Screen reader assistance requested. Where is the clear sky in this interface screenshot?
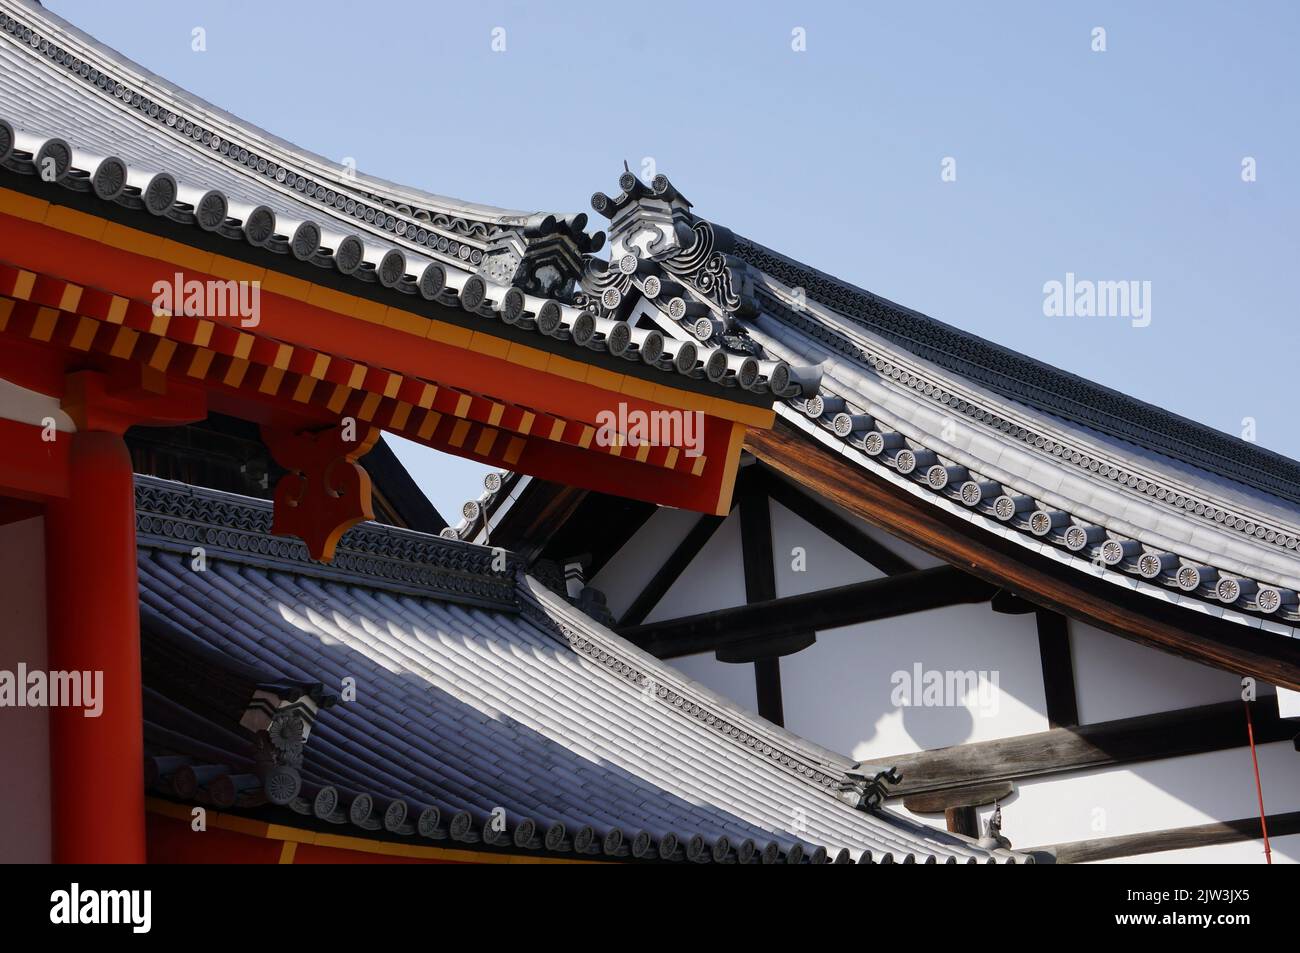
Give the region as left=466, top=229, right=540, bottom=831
left=44, top=0, right=1300, bottom=521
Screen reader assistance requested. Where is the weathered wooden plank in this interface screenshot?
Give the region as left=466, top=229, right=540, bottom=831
left=884, top=697, right=1286, bottom=796
left=1036, top=811, right=1300, bottom=864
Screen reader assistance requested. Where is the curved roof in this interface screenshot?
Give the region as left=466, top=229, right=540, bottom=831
left=136, top=476, right=1025, bottom=864
left=0, top=0, right=782, bottom=401
left=560, top=167, right=1300, bottom=646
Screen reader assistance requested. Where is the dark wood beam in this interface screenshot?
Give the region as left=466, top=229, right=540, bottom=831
left=945, top=807, right=979, bottom=838
left=758, top=466, right=915, bottom=575
left=754, top=658, right=785, bottom=727
left=618, top=512, right=726, bottom=627
left=1033, top=810, right=1300, bottom=864
left=1036, top=608, right=1078, bottom=728
left=737, top=472, right=789, bottom=725
left=620, top=565, right=996, bottom=659
left=883, top=696, right=1288, bottom=797
left=903, top=781, right=1014, bottom=814
left=745, top=419, right=1300, bottom=690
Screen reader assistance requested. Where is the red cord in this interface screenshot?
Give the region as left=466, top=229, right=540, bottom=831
left=1244, top=699, right=1272, bottom=864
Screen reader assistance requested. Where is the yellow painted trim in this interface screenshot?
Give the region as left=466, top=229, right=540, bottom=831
left=206, top=254, right=266, bottom=285
left=664, top=447, right=680, bottom=470
left=503, top=436, right=525, bottom=466
left=261, top=270, right=311, bottom=302
left=0, top=188, right=49, bottom=223
left=546, top=354, right=588, bottom=383
left=712, top=420, right=749, bottom=515
left=470, top=330, right=511, bottom=360
left=619, top=375, right=658, bottom=401
left=149, top=312, right=171, bottom=337
left=70, top=315, right=98, bottom=351
left=549, top=419, right=567, bottom=442
left=346, top=364, right=368, bottom=390
left=448, top=418, right=471, bottom=448
left=191, top=319, right=214, bottom=348
left=487, top=403, right=505, bottom=427
left=291, top=376, right=317, bottom=403
left=388, top=401, right=412, bottom=431
left=518, top=411, right=535, bottom=435
left=578, top=425, right=595, bottom=450
left=149, top=338, right=178, bottom=373
left=417, top=410, right=442, bottom=440
left=416, top=382, right=437, bottom=408
left=187, top=348, right=216, bottom=379
left=473, top=427, right=498, bottom=457
left=57, top=283, right=84, bottom=313
left=454, top=393, right=472, bottom=418
left=326, top=383, right=351, bottom=413
left=11, top=270, right=35, bottom=301
left=384, top=305, right=427, bottom=336
left=310, top=353, right=331, bottom=380
left=109, top=326, right=139, bottom=359
left=585, top=366, right=624, bottom=394
left=223, top=358, right=251, bottom=389
left=44, top=204, right=109, bottom=242
left=105, top=295, right=129, bottom=324
left=30, top=306, right=59, bottom=342
left=232, top=332, right=254, bottom=361
left=258, top=366, right=285, bottom=396
left=506, top=341, right=550, bottom=371
left=426, top=320, right=472, bottom=348
left=383, top=373, right=402, bottom=400
left=273, top=343, right=295, bottom=371
left=278, top=841, right=298, bottom=865
left=357, top=391, right=382, bottom=421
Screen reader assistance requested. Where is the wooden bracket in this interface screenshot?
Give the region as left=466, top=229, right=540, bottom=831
left=262, top=422, right=380, bottom=562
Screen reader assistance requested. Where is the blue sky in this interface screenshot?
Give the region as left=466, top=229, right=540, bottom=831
left=46, top=0, right=1300, bottom=520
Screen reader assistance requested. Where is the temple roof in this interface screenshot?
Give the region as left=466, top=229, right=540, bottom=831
left=452, top=172, right=1300, bottom=645
left=135, top=476, right=1024, bottom=863
left=0, top=0, right=781, bottom=403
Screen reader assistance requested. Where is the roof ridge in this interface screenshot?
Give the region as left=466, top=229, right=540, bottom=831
left=134, top=474, right=522, bottom=610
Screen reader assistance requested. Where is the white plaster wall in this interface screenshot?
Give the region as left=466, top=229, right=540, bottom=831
left=0, top=515, right=51, bottom=862
left=642, top=509, right=746, bottom=623
left=781, top=604, right=1049, bottom=759
left=770, top=500, right=884, bottom=597
left=1071, top=619, right=1250, bottom=724
left=668, top=652, right=759, bottom=716
left=590, top=506, right=700, bottom=621
left=888, top=740, right=1300, bottom=863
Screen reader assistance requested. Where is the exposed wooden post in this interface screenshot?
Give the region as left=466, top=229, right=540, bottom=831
left=738, top=469, right=788, bottom=726
left=1035, top=608, right=1078, bottom=728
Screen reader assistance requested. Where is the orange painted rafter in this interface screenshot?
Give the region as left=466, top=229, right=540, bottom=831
left=1, top=297, right=743, bottom=512
left=0, top=199, right=773, bottom=431
left=0, top=280, right=707, bottom=479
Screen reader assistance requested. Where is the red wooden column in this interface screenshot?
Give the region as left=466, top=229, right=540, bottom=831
left=44, top=429, right=146, bottom=863
left=43, top=370, right=204, bottom=863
